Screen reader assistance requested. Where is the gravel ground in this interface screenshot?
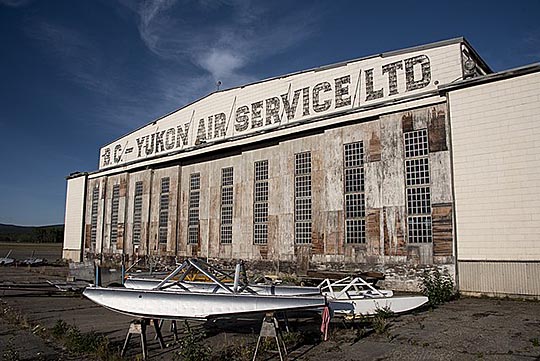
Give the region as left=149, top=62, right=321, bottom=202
left=1, top=267, right=539, bottom=360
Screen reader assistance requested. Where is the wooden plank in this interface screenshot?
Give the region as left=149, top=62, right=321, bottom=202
left=432, top=203, right=453, bottom=256
left=428, top=108, right=448, bottom=152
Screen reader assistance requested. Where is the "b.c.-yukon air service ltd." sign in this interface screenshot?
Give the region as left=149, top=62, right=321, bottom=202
left=99, top=42, right=463, bottom=169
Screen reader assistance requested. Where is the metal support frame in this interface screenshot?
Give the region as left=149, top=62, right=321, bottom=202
left=253, top=313, right=287, bottom=361
left=318, top=276, right=386, bottom=299
left=121, top=318, right=166, bottom=360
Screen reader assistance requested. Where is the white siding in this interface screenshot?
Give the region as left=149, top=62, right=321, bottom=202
left=63, top=175, right=87, bottom=260
left=449, top=72, right=540, bottom=261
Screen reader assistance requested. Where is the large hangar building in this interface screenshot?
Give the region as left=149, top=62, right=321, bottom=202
left=63, top=38, right=540, bottom=296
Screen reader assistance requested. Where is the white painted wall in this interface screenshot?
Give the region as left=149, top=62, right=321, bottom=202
left=449, top=72, right=540, bottom=260
left=63, top=175, right=87, bottom=261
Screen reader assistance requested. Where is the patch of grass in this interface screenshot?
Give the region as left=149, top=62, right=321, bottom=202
left=372, top=306, right=395, bottom=335
left=175, top=321, right=211, bottom=361
left=50, top=319, right=121, bottom=360
left=0, top=301, right=30, bottom=329
left=213, top=341, right=253, bottom=361
left=2, top=337, right=20, bottom=361
left=420, top=268, right=457, bottom=306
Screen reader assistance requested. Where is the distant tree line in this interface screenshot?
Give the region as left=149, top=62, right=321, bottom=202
left=0, top=224, right=64, bottom=243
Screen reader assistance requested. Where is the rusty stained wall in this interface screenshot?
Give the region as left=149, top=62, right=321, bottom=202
left=83, top=177, right=106, bottom=255
left=83, top=103, right=454, bottom=287
left=123, top=170, right=151, bottom=256
left=148, top=167, right=180, bottom=256
left=101, top=174, right=128, bottom=254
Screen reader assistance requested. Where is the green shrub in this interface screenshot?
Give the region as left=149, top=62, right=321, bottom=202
left=420, top=268, right=456, bottom=306
left=2, top=337, right=20, bottom=361
left=51, top=319, right=120, bottom=360
left=372, top=306, right=394, bottom=334
left=175, top=321, right=210, bottom=361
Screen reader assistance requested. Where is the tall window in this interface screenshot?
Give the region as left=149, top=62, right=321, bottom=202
left=253, top=160, right=269, bottom=245
left=158, top=177, right=170, bottom=244
left=90, top=186, right=99, bottom=248
left=220, top=168, right=233, bottom=244
left=404, top=129, right=432, bottom=243
left=132, top=181, right=143, bottom=245
left=344, top=142, right=366, bottom=243
left=110, top=184, right=120, bottom=244
left=295, top=152, right=312, bottom=244
left=188, top=173, right=200, bottom=244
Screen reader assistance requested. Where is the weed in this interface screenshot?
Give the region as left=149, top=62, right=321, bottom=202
left=50, top=319, right=121, bottom=360
left=530, top=337, right=539, bottom=347
left=281, top=330, right=304, bottom=348
left=213, top=342, right=253, bottom=361
left=420, top=268, right=456, bottom=306
left=2, top=337, right=20, bottom=361
left=280, top=274, right=300, bottom=285
left=371, top=306, right=394, bottom=335
left=175, top=321, right=211, bottom=361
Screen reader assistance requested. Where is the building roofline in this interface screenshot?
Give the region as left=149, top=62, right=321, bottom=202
left=439, top=62, right=540, bottom=93
left=102, top=37, right=469, bottom=147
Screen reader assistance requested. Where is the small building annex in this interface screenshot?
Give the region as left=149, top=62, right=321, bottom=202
left=62, top=37, right=540, bottom=297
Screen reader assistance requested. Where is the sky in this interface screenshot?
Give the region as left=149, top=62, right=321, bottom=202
left=0, top=0, right=539, bottom=226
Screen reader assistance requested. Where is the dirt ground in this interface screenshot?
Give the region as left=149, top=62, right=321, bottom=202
left=1, top=266, right=539, bottom=360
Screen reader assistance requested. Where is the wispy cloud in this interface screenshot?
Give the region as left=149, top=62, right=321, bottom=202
left=26, top=21, right=114, bottom=95
left=125, top=0, right=319, bottom=88
left=522, top=30, right=540, bottom=60
left=0, top=0, right=33, bottom=7
left=22, top=1, right=320, bottom=135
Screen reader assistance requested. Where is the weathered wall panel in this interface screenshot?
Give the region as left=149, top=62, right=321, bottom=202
left=82, top=102, right=455, bottom=290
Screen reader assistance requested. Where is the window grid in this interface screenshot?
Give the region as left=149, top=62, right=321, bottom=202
left=220, top=167, right=233, bottom=244
left=90, top=187, right=99, bottom=247
left=404, top=129, right=432, bottom=243
left=406, top=187, right=431, bottom=215
left=344, top=141, right=366, bottom=244
left=132, top=182, right=143, bottom=245
left=254, top=160, right=269, bottom=244
left=404, top=129, right=429, bottom=158
left=407, top=216, right=432, bottom=244
left=110, top=185, right=120, bottom=244
left=405, top=158, right=430, bottom=186
left=188, top=173, right=200, bottom=244
left=295, top=152, right=312, bottom=244
left=158, top=177, right=170, bottom=244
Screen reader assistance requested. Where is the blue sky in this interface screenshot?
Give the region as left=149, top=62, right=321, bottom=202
left=0, top=0, right=539, bottom=226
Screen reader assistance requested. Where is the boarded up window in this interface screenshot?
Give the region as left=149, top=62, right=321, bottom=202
left=344, top=141, right=365, bottom=244
left=132, top=181, right=143, bottom=245
left=253, top=160, right=269, bottom=245
left=188, top=173, right=200, bottom=244
left=295, top=152, right=312, bottom=244
left=404, top=129, right=432, bottom=243
left=432, top=204, right=453, bottom=256
left=110, top=185, right=120, bottom=244
left=220, top=168, right=233, bottom=244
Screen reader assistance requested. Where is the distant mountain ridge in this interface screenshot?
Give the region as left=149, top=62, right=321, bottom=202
left=0, top=223, right=64, bottom=243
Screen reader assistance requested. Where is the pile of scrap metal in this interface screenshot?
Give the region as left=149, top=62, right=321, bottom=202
left=0, top=250, right=46, bottom=267
left=83, top=258, right=428, bottom=320
left=0, top=250, right=14, bottom=265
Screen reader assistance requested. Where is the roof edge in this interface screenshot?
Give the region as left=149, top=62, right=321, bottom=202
left=439, top=62, right=540, bottom=92
left=101, top=37, right=468, bottom=148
